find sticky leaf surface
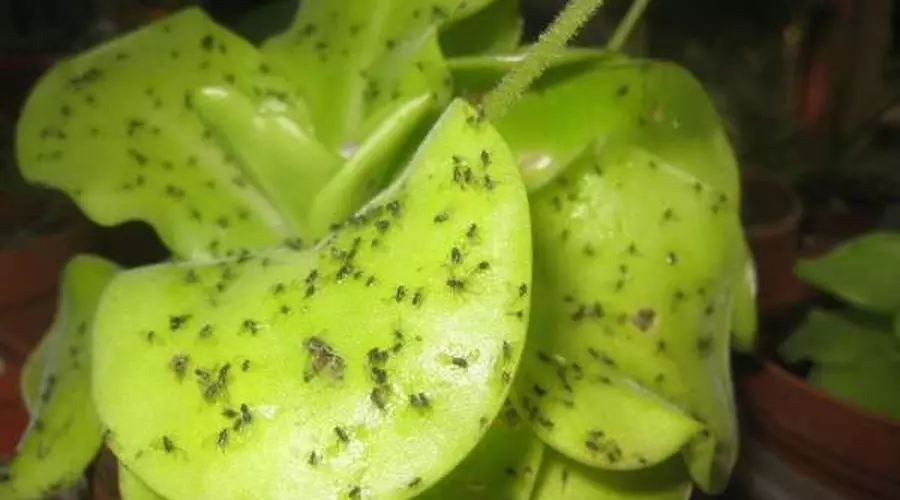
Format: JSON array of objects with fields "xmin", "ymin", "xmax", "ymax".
[
  {"xmin": 93, "ymin": 101, "xmax": 532, "ymax": 500},
  {"xmin": 17, "ymin": 8, "xmax": 310, "ymax": 259},
  {"xmin": 0, "ymin": 255, "xmax": 119, "ymax": 499},
  {"xmin": 516, "ymin": 139, "xmax": 743, "ymax": 493}
]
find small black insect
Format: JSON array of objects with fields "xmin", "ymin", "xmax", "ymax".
[
  {"xmin": 217, "ymin": 363, "xmax": 231, "ymax": 387},
  {"xmin": 433, "ymin": 212, "xmax": 449, "ymax": 223},
  {"xmin": 242, "ymin": 319, "xmax": 261, "ymax": 334},
  {"xmin": 409, "ymin": 392, "xmax": 430, "ymax": 408},
  {"xmin": 239, "ymin": 404, "xmax": 252, "ymax": 425},
  {"xmin": 631, "ymin": 308, "xmax": 656, "ymax": 332},
  {"xmin": 200, "ymin": 34, "xmax": 215, "ymax": 51},
  {"xmin": 386, "ymin": 200, "xmax": 401, "ymax": 217},
  {"xmin": 308, "ymin": 451, "xmax": 320, "ymax": 466},
  {"xmin": 466, "ymin": 223, "xmax": 478, "ymax": 240},
  {"xmin": 451, "ymin": 356, "xmax": 468, "ymax": 369},
  {"xmin": 162, "ymin": 436, "xmax": 175, "ymax": 453},
  {"xmin": 371, "ymin": 367, "xmax": 387, "ymax": 385},
  {"xmin": 480, "ymin": 149, "xmax": 491, "ymax": 166},
  {"xmin": 217, "ymin": 428, "xmax": 229, "ymax": 448},
  {"xmin": 477, "ymin": 261, "xmax": 490, "ymax": 271},
  {"xmin": 519, "ymin": 283, "xmax": 528, "ymax": 297},
  {"xmin": 697, "ymin": 336, "xmax": 714, "ymax": 356},
  {"xmin": 169, "ymin": 355, "xmax": 189, "ymax": 379},
  {"xmin": 335, "ymin": 426, "xmax": 350, "ymax": 443},
  {"xmin": 450, "ymin": 247, "xmax": 462, "ymax": 265},
  {"xmin": 666, "ymin": 252, "xmax": 678, "ymax": 265},
  {"xmin": 446, "ymin": 278, "xmax": 465, "ymax": 290},
  {"xmin": 241, "ymin": 359, "xmax": 251, "ymax": 372},
  {"xmin": 408, "ymin": 477, "xmax": 422, "ymax": 488},
  {"xmin": 411, "ymin": 289, "xmax": 424, "ymax": 307},
  {"xmin": 370, "ymin": 387, "xmax": 388, "ymax": 410},
  {"xmin": 395, "ymin": 285, "xmax": 407, "ymax": 302},
  {"xmin": 169, "ymin": 314, "xmax": 191, "ymax": 331}
]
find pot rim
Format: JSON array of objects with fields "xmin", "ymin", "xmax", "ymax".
[{"xmin": 753, "ymin": 359, "xmax": 900, "ymax": 430}]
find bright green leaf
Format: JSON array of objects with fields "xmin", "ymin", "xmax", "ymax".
[
  {"xmin": 493, "ymin": 59, "xmax": 740, "ymax": 198},
  {"xmin": 263, "ymin": 0, "xmax": 493, "ymax": 150},
  {"xmin": 446, "ymin": 48, "xmax": 609, "ymax": 99},
  {"xmin": 531, "ymin": 449, "xmax": 693, "ymax": 500},
  {"xmin": 730, "ymin": 250, "xmax": 758, "ymax": 353},
  {"xmin": 119, "ymin": 465, "xmax": 164, "ymax": 500},
  {"xmin": 809, "ymin": 361, "xmax": 900, "ymax": 420},
  {"xmin": 795, "ymin": 231, "xmax": 900, "ymax": 314},
  {"xmin": 192, "ymin": 84, "xmax": 343, "ymax": 238},
  {"xmin": 20, "ymin": 331, "xmax": 54, "ymax": 415},
  {"xmin": 780, "ymin": 308, "xmax": 900, "ymax": 365},
  {"xmin": 307, "ymin": 93, "xmax": 434, "ymax": 238},
  {"xmin": 92, "ymin": 100, "xmax": 532, "ymax": 499},
  {"xmin": 418, "ymin": 402, "xmax": 544, "ymax": 499},
  {"xmin": 517, "ymin": 138, "xmax": 744, "ymax": 494},
  {"xmin": 440, "ymin": 0, "xmax": 523, "ymax": 58},
  {"xmin": 17, "ymin": 8, "xmax": 311, "ymax": 259},
  {"xmin": 0, "ymin": 255, "xmax": 120, "ymax": 500}
]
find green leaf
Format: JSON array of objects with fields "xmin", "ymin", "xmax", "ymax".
[
  {"xmin": 780, "ymin": 308, "xmax": 900, "ymax": 365},
  {"xmin": 307, "ymin": 93, "xmax": 435, "ymax": 239},
  {"xmin": 516, "ymin": 138, "xmax": 744, "ymax": 494},
  {"xmin": 418, "ymin": 402, "xmax": 544, "ymax": 499},
  {"xmin": 440, "ymin": 0, "xmax": 523, "ymax": 58},
  {"xmin": 493, "ymin": 59, "xmax": 740, "ymax": 198},
  {"xmin": 446, "ymin": 49, "xmax": 609, "ymax": 99},
  {"xmin": 795, "ymin": 231, "xmax": 900, "ymax": 314},
  {"xmin": 0, "ymin": 255, "xmax": 120, "ymax": 500},
  {"xmin": 119, "ymin": 465, "xmax": 165, "ymax": 500},
  {"xmin": 20, "ymin": 331, "xmax": 54, "ymax": 415},
  {"xmin": 262, "ymin": 0, "xmax": 493, "ymax": 150},
  {"xmin": 191, "ymin": 84, "xmax": 342, "ymax": 239},
  {"xmin": 730, "ymin": 250, "xmax": 758, "ymax": 353},
  {"xmin": 17, "ymin": 8, "xmax": 314, "ymax": 259},
  {"xmin": 92, "ymin": 100, "xmax": 532, "ymax": 499},
  {"xmin": 531, "ymin": 449, "xmax": 693, "ymax": 500},
  {"xmin": 896, "ymin": 312, "xmax": 900, "ymax": 341},
  {"xmin": 809, "ymin": 361, "xmax": 900, "ymax": 420}
]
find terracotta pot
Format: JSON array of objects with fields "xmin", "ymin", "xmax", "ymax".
[
  {"xmin": 739, "ymin": 361, "xmax": 900, "ymax": 500},
  {"xmin": 0, "ymin": 358, "xmax": 28, "ymax": 460},
  {"xmin": 89, "ymin": 447, "xmax": 120, "ymax": 500},
  {"xmin": 0, "ymin": 192, "xmax": 92, "ymax": 455},
  {"xmin": 741, "ymin": 171, "xmax": 804, "ymax": 318}
]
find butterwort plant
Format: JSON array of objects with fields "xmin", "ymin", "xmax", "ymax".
[{"xmin": 3, "ymin": 0, "xmax": 756, "ymax": 498}]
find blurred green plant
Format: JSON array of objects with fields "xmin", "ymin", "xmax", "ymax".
[{"xmin": 781, "ymin": 231, "xmax": 900, "ymax": 419}]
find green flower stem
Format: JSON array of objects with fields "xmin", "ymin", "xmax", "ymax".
[
  {"xmin": 606, "ymin": 0, "xmax": 651, "ymax": 51},
  {"xmin": 482, "ymin": 0, "xmax": 606, "ymax": 122}
]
